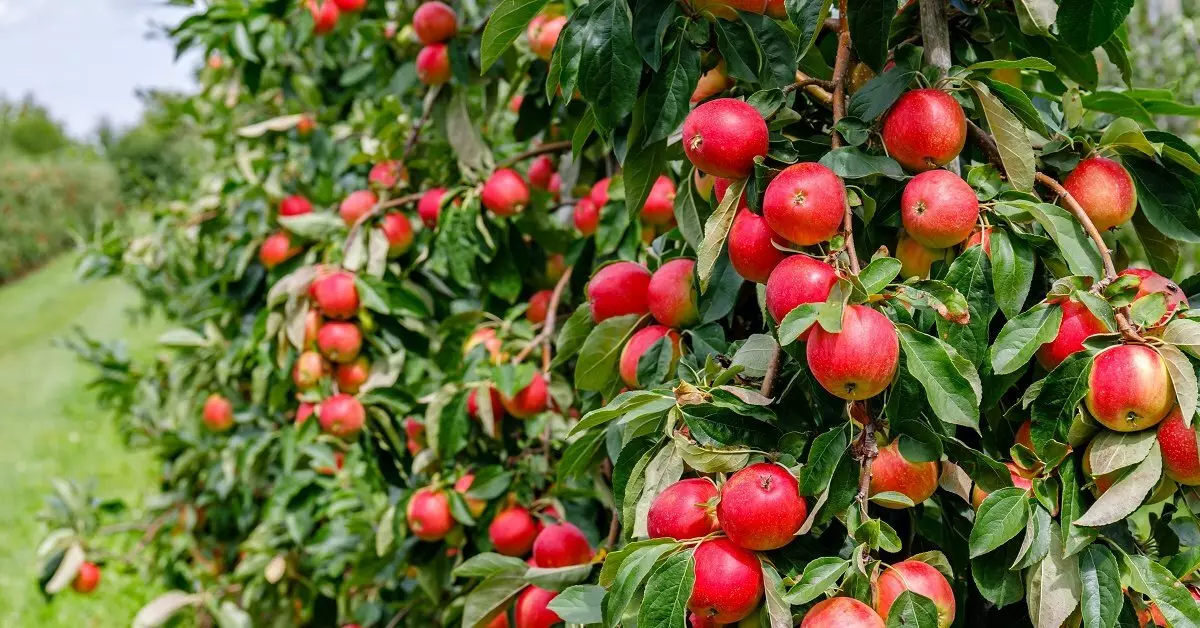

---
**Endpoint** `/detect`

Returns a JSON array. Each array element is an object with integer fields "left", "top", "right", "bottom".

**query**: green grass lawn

[{"left": 0, "top": 255, "right": 164, "bottom": 626}]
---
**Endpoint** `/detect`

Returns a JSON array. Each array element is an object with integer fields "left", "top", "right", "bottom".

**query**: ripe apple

[
  {"left": 807, "top": 305, "right": 899, "bottom": 401},
  {"left": 1062, "top": 156, "right": 1138, "bottom": 231},
  {"left": 280, "top": 194, "right": 313, "bottom": 217},
  {"left": 970, "top": 463, "right": 1033, "bottom": 510},
  {"left": 509, "top": 94, "right": 524, "bottom": 113},
  {"left": 1036, "top": 297, "right": 1108, "bottom": 370},
  {"left": 688, "top": 538, "right": 763, "bottom": 623},
  {"left": 333, "top": 0, "right": 365, "bottom": 12},
  {"left": 403, "top": 416, "right": 425, "bottom": 454},
  {"left": 380, "top": 213, "right": 414, "bottom": 256},
  {"left": 590, "top": 178, "right": 611, "bottom": 208},
  {"left": 895, "top": 232, "right": 946, "bottom": 280},
  {"left": 260, "top": 232, "right": 301, "bottom": 269},
  {"left": 900, "top": 169, "right": 980, "bottom": 248},
  {"left": 729, "top": 208, "right": 788, "bottom": 283},
  {"left": 296, "top": 402, "right": 315, "bottom": 426},
  {"left": 489, "top": 506, "right": 539, "bottom": 556},
  {"left": 527, "top": 289, "right": 553, "bottom": 324},
  {"left": 515, "top": 585, "right": 560, "bottom": 628},
  {"left": 692, "top": 60, "right": 732, "bottom": 103},
  {"left": 682, "top": 98, "right": 769, "bottom": 178},
  {"left": 527, "top": 155, "right": 555, "bottom": 190},
  {"left": 875, "top": 560, "right": 956, "bottom": 628},
  {"left": 407, "top": 486, "right": 454, "bottom": 541},
  {"left": 339, "top": 190, "right": 378, "bottom": 226},
  {"left": 482, "top": 168, "right": 530, "bottom": 216},
  {"left": 765, "top": 255, "right": 840, "bottom": 332},
  {"left": 202, "top": 393, "right": 234, "bottom": 432},
  {"left": 317, "top": 321, "right": 362, "bottom": 363},
  {"left": 619, "top": 325, "right": 682, "bottom": 389},
  {"left": 964, "top": 226, "right": 992, "bottom": 255},
  {"left": 1119, "top": 268, "right": 1188, "bottom": 326},
  {"left": 310, "top": 271, "right": 359, "bottom": 319},
  {"left": 573, "top": 198, "right": 599, "bottom": 235},
  {"left": 318, "top": 393, "right": 365, "bottom": 438},
  {"left": 454, "top": 474, "right": 487, "bottom": 518},
  {"left": 501, "top": 375, "right": 548, "bottom": 419},
  {"left": 763, "top": 162, "right": 847, "bottom": 245},
  {"left": 72, "top": 562, "right": 101, "bottom": 594},
  {"left": 297, "top": 114, "right": 317, "bottom": 136},
  {"left": 716, "top": 462, "right": 806, "bottom": 550},
  {"left": 293, "top": 350, "right": 329, "bottom": 390},
  {"left": 1086, "top": 344, "right": 1174, "bottom": 432},
  {"left": 335, "top": 357, "right": 370, "bottom": 394},
  {"left": 587, "top": 261, "right": 652, "bottom": 322},
  {"left": 869, "top": 441, "right": 939, "bottom": 508},
  {"left": 547, "top": 173, "right": 562, "bottom": 200},
  {"left": 532, "top": 522, "right": 593, "bottom": 567},
  {"left": 1158, "top": 407, "right": 1200, "bottom": 485},
  {"left": 642, "top": 176, "right": 677, "bottom": 225},
  {"left": 309, "top": 0, "right": 340, "bottom": 35},
  {"left": 528, "top": 16, "right": 566, "bottom": 60},
  {"left": 881, "top": 89, "right": 966, "bottom": 172},
  {"left": 647, "top": 478, "right": 719, "bottom": 540},
  {"left": 801, "top": 597, "right": 885, "bottom": 627},
  {"left": 464, "top": 327, "right": 503, "bottom": 363},
  {"left": 418, "top": 188, "right": 448, "bottom": 228},
  {"left": 412, "top": 1, "right": 457, "bottom": 44},
  {"left": 416, "top": 43, "right": 451, "bottom": 85},
  {"left": 468, "top": 386, "right": 506, "bottom": 425},
  {"left": 369, "top": 160, "right": 407, "bottom": 189},
  {"left": 303, "top": 309, "right": 321, "bottom": 348},
  {"left": 648, "top": 258, "right": 699, "bottom": 328}
]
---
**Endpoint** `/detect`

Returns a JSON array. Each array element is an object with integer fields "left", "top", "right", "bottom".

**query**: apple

[
  {"left": 573, "top": 198, "right": 599, "bottom": 235},
  {"left": 763, "top": 162, "right": 847, "bottom": 246},
  {"left": 334, "top": 357, "right": 370, "bottom": 394},
  {"left": 682, "top": 98, "right": 769, "bottom": 179},
  {"left": 881, "top": 89, "right": 966, "bottom": 172},
  {"left": 318, "top": 393, "right": 365, "bottom": 438},
  {"left": 72, "top": 562, "right": 101, "bottom": 594},
  {"left": 716, "top": 462, "right": 806, "bottom": 550},
  {"left": 260, "top": 232, "right": 301, "bottom": 269},
  {"left": 765, "top": 255, "right": 840, "bottom": 332},
  {"left": 413, "top": 1, "right": 457, "bottom": 44},
  {"left": 316, "top": 321, "right": 362, "bottom": 363},
  {"left": 501, "top": 375, "right": 549, "bottom": 419},
  {"left": 293, "top": 350, "right": 328, "bottom": 390},
  {"left": 807, "top": 305, "right": 899, "bottom": 401},
  {"left": 489, "top": 507, "right": 539, "bottom": 557},
  {"left": 691, "top": 60, "right": 732, "bottom": 103},
  {"left": 339, "top": 190, "right": 378, "bottom": 227},
  {"left": 454, "top": 474, "right": 487, "bottom": 518},
  {"left": 527, "top": 289, "right": 553, "bottom": 324},
  {"left": 280, "top": 194, "right": 313, "bottom": 217},
  {"left": 587, "top": 261, "right": 652, "bottom": 322},
  {"left": 869, "top": 441, "right": 939, "bottom": 508},
  {"left": 689, "top": 538, "right": 763, "bottom": 623},
  {"left": 416, "top": 43, "right": 451, "bottom": 85},
  {"left": 381, "top": 213, "right": 414, "bottom": 256},
  {"left": 875, "top": 560, "right": 955, "bottom": 628},
  {"left": 900, "top": 169, "right": 980, "bottom": 248},
  {"left": 369, "top": 161, "right": 407, "bottom": 189},
  {"left": 641, "top": 176, "right": 677, "bottom": 225},
  {"left": 619, "top": 325, "right": 683, "bottom": 389},
  {"left": 647, "top": 478, "right": 720, "bottom": 540},
  {"left": 648, "top": 258, "right": 699, "bottom": 328},
  {"left": 1036, "top": 297, "right": 1108, "bottom": 370},
  {"left": 729, "top": 208, "right": 788, "bottom": 284},
  {"left": 895, "top": 232, "right": 947, "bottom": 280},
  {"left": 202, "top": 394, "right": 234, "bottom": 432},
  {"left": 532, "top": 522, "right": 593, "bottom": 567},
  {"left": 801, "top": 597, "right": 885, "bottom": 627},
  {"left": 407, "top": 487, "right": 454, "bottom": 541},
  {"left": 309, "top": 0, "right": 340, "bottom": 35},
  {"left": 418, "top": 187, "right": 449, "bottom": 228},
  {"left": 310, "top": 271, "right": 360, "bottom": 319},
  {"left": 970, "top": 463, "right": 1033, "bottom": 510},
  {"left": 482, "top": 169, "right": 530, "bottom": 216},
  {"left": 1062, "top": 156, "right": 1138, "bottom": 232},
  {"left": 1085, "top": 344, "right": 1174, "bottom": 432},
  {"left": 515, "top": 586, "right": 560, "bottom": 628}
]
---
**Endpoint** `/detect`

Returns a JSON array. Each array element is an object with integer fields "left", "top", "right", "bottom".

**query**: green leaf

[
  {"left": 548, "top": 585, "right": 606, "bottom": 625},
  {"left": 966, "top": 57, "right": 1055, "bottom": 73},
  {"left": 819, "top": 147, "right": 906, "bottom": 180},
  {"left": 632, "top": 0, "right": 676, "bottom": 70},
  {"left": 846, "top": 0, "right": 899, "bottom": 72},
  {"left": 1018, "top": 201, "right": 1105, "bottom": 279},
  {"left": 785, "top": 556, "right": 850, "bottom": 605},
  {"left": 1130, "top": 211, "right": 1181, "bottom": 278},
  {"left": 991, "top": 303, "right": 1063, "bottom": 375},
  {"left": 1026, "top": 521, "right": 1082, "bottom": 628},
  {"left": 525, "top": 564, "right": 594, "bottom": 590},
  {"left": 969, "top": 81, "right": 1035, "bottom": 191},
  {"left": 1031, "top": 352, "right": 1093, "bottom": 453},
  {"left": 636, "top": 337, "right": 676, "bottom": 388},
  {"left": 1074, "top": 447, "right": 1161, "bottom": 527},
  {"left": 1012, "top": 506, "right": 1052, "bottom": 570},
  {"left": 579, "top": 0, "right": 641, "bottom": 133},
  {"left": 741, "top": 13, "right": 797, "bottom": 90},
  {"left": 644, "top": 35, "right": 700, "bottom": 144},
  {"left": 714, "top": 18, "right": 761, "bottom": 83},
  {"left": 461, "top": 574, "right": 526, "bottom": 628},
  {"left": 731, "top": 334, "right": 779, "bottom": 379},
  {"left": 1086, "top": 428, "right": 1156, "bottom": 476},
  {"left": 936, "top": 246, "right": 997, "bottom": 366},
  {"left": 787, "top": 0, "right": 834, "bottom": 59},
  {"left": 604, "top": 542, "right": 681, "bottom": 626},
  {"left": 636, "top": 550, "right": 695, "bottom": 628},
  {"left": 624, "top": 139, "right": 669, "bottom": 217},
  {"left": 1124, "top": 553, "right": 1200, "bottom": 628},
  {"left": 1060, "top": 456, "right": 1100, "bottom": 556},
  {"left": 1057, "top": 0, "right": 1135, "bottom": 52},
  {"left": 1014, "top": 0, "right": 1057, "bottom": 36},
  {"left": 848, "top": 68, "right": 915, "bottom": 122},
  {"left": 1125, "top": 157, "right": 1200, "bottom": 243},
  {"left": 991, "top": 229, "right": 1036, "bottom": 319},
  {"left": 1164, "top": 318, "right": 1200, "bottom": 359},
  {"left": 454, "top": 553, "right": 529, "bottom": 579},
  {"left": 777, "top": 303, "right": 821, "bottom": 346},
  {"left": 553, "top": 303, "right": 596, "bottom": 368},
  {"left": 481, "top": 0, "right": 550, "bottom": 71},
  {"left": 969, "top": 487, "right": 1030, "bottom": 558},
  {"left": 762, "top": 563, "right": 793, "bottom": 628},
  {"left": 1079, "top": 545, "right": 1122, "bottom": 628},
  {"left": 233, "top": 24, "right": 260, "bottom": 63},
  {"left": 885, "top": 591, "right": 941, "bottom": 628},
  {"left": 972, "top": 547, "right": 1025, "bottom": 608},
  {"left": 982, "top": 79, "right": 1049, "bottom": 137},
  {"left": 675, "top": 173, "right": 705, "bottom": 249},
  {"left": 896, "top": 325, "right": 981, "bottom": 429},
  {"left": 857, "top": 257, "right": 902, "bottom": 297},
  {"left": 801, "top": 425, "right": 850, "bottom": 496},
  {"left": 697, "top": 178, "right": 746, "bottom": 291},
  {"left": 574, "top": 314, "right": 642, "bottom": 392},
  {"left": 572, "top": 390, "right": 675, "bottom": 435}
]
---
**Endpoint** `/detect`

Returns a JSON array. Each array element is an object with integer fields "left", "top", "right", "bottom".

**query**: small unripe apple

[
  {"left": 501, "top": 375, "right": 549, "bottom": 419},
  {"left": 527, "top": 156, "right": 555, "bottom": 190},
  {"left": 280, "top": 194, "right": 313, "bottom": 217},
  {"left": 317, "top": 321, "right": 362, "bottom": 363},
  {"left": 403, "top": 416, "right": 425, "bottom": 454},
  {"left": 381, "top": 213, "right": 414, "bottom": 256},
  {"left": 1063, "top": 156, "right": 1138, "bottom": 232},
  {"left": 310, "top": 271, "right": 360, "bottom": 319},
  {"left": 293, "top": 350, "right": 329, "bottom": 390},
  {"left": 573, "top": 198, "right": 599, "bottom": 235},
  {"left": 881, "top": 89, "right": 966, "bottom": 172},
  {"left": 532, "top": 522, "right": 594, "bottom": 567},
  {"left": 1119, "top": 268, "right": 1188, "bottom": 326},
  {"left": 335, "top": 357, "right": 370, "bottom": 394},
  {"left": 260, "top": 232, "right": 301, "bottom": 269},
  {"left": 309, "top": 0, "right": 340, "bottom": 35},
  {"left": 763, "top": 162, "right": 847, "bottom": 245},
  {"left": 72, "top": 562, "right": 101, "bottom": 594},
  {"left": 1086, "top": 344, "right": 1174, "bottom": 432},
  {"left": 642, "top": 176, "right": 677, "bottom": 225},
  {"left": 590, "top": 178, "right": 612, "bottom": 208},
  {"left": 489, "top": 506, "right": 539, "bottom": 556},
  {"left": 454, "top": 474, "right": 487, "bottom": 518},
  {"left": 339, "top": 190, "right": 378, "bottom": 227},
  {"left": 318, "top": 393, "right": 365, "bottom": 438},
  {"left": 970, "top": 463, "right": 1033, "bottom": 510},
  {"left": 895, "top": 232, "right": 947, "bottom": 280},
  {"left": 807, "top": 305, "right": 899, "bottom": 401},
  {"left": 647, "top": 478, "right": 719, "bottom": 540},
  {"left": 413, "top": 1, "right": 457, "bottom": 44},
  {"left": 202, "top": 394, "right": 234, "bottom": 432},
  {"left": 765, "top": 255, "right": 839, "bottom": 332},
  {"left": 369, "top": 160, "right": 407, "bottom": 189},
  {"left": 515, "top": 585, "right": 560, "bottom": 628},
  {"left": 527, "top": 289, "right": 553, "bottom": 324},
  {"left": 587, "top": 261, "right": 652, "bottom": 322},
  {"left": 648, "top": 258, "right": 699, "bottom": 328},
  {"left": 875, "top": 560, "right": 956, "bottom": 628},
  {"left": 683, "top": 98, "right": 769, "bottom": 179},
  {"left": 901, "top": 169, "right": 979, "bottom": 248},
  {"left": 717, "top": 462, "right": 806, "bottom": 550},
  {"left": 689, "top": 538, "right": 763, "bottom": 624},
  {"left": 801, "top": 596, "right": 884, "bottom": 627},
  {"left": 482, "top": 168, "right": 530, "bottom": 216},
  {"left": 407, "top": 486, "right": 454, "bottom": 541},
  {"left": 619, "top": 325, "right": 682, "bottom": 389},
  {"left": 729, "top": 208, "right": 787, "bottom": 283},
  {"left": 691, "top": 60, "right": 732, "bottom": 103},
  {"left": 869, "top": 441, "right": 939, "bottom": 508},
  {"left": 416, "top": 43, "right": 451, "bottom": 85},
  {"left": 1036, "top": 298, "right": 1107, "bottom": 370},
  {"left": 418, "top": 187, "right": 448, "bottom": 228}
]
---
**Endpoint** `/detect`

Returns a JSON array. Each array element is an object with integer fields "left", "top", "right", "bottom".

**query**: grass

[{"left": 0, "top": 255, "right": 164, "bottom": 626}]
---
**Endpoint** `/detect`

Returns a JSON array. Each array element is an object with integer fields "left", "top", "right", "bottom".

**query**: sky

[{"left": 0, "top": 0, "right": 199, "bottom": 137}]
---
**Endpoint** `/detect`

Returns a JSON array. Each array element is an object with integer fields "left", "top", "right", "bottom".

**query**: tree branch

[
  {"left": 402, "top": 86, "right": 440, "bottom": 163},
  {"left": 342, "top": 192, "right": 424, "bottom": 259},
  {"left": 852, "top": 404, "right": 877, "bottom": 523},
  {"left": 919, "top": 0, "right": 959, "bottom": 174},
  {"left": 783, "top": 76, "right": 837, "bottom": 94},
  {"left": 496, "top": 141, "right": 572, "bottom": 170},
  {"left": 513, "top": 266, "right": 574, "bottom": 366},
  {"left": 830, "top": 0, "right": 854, "bottom": 150},
  {"left": 760, "top": 345, "right": 781, "bottom": 398}
]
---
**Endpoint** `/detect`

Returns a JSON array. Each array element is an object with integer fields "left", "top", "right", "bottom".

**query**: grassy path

[{"left": 0, "top": 256, "right": 163, "bottom": 626}]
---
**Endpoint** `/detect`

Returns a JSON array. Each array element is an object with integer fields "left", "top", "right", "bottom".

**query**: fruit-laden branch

[
  {"left": 513, "top": 265, "right": 575, "bottom": 368},
  {"left": 851, "top": 403, "right": 877, "bottom": 523},
  {"left": 496, "top": 140, "right": 573, "bottom": 170},
  {"left": 341, "top": 192, "right": 424, "bottom": 259},
  {"left": 965, "top": 121, "right": 1144, "bottom": 341}
]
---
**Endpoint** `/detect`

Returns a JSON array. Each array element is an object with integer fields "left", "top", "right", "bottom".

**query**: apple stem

[
  {"left": 513, "top": 265, "right": 575, "bottom": 367},
  {"left": 496, "top": 140, "right": 573, "bottom": 170}
]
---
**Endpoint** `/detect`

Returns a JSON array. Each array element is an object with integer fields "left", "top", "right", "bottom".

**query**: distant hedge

[{"left": 0, "top": 155, "right": 119, "bottom": 283}]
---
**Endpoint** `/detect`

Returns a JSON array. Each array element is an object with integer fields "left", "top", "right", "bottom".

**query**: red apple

[
  {"left": 532, "top": 522, "right": 593, "bottom": 568},
  {"left": 407, "top": 487, "right": 454, "bottom": 541},
  {"left": 418, "top": 187, "right": 448, "bottom": 228},
  {"left": 1119, "top": 268, "right": 1188, "bottom": 326},
  {"left": 763, "top": 162, "right": 847, "bottom": 245},
  {"left": 964, "top": 226, "right": 992, "bottom": 255},
  {"left": 490, "top": 507, "right": 539, "bottom": 557},
  {"left": 1063, "top": 156, "right": 1138, "bottom": 231},
  {"left": 339, "top": 190, "right": 378, "bottom": 227},
  {"left": 901, "top": 169, "right": 980, "bottom": 248},
  {"left": 647, "top": 478, "right": 720, "bottom": 540},
  {"left": 482, "top": 168, "right": 530, "bottom": 216},
  {"left": 587, "top": 261, "right": 652, "bottom": 322},
  {"left": 875, "top": 560, "right": 955, "bottom": 628},
  {"left": 1086, "top": 344, "right": 1174, "bottom": 432},
  {"left": 297, "top": 114, "right": 316, "bottom": 136},
  {"left": 335, "top": 357, "right": 370, "bottom": 394},
  {"left": 528, "top": 16, "right": 566, "bottom": 60},
  {"left": 869, "top": 441, "right": 939, "bottom": 508},
  {"left": 692, "top": 60, "right": 732, "bottom": 103},
  {"left": 280, "top": 194, "right": 313, "bottom": 217},
  {"left": 454, "top": 474, "right": 487, "bottom": 518},
  {"left": 619, "top": 325, "right": 682, "bottom": 389},
  {"left": 413, "top": 1, "right": 457, "bottom": 44},
  {"left": 642, "top": 176, "right": 677, "bottom": 225},
  {"left": 1157, "top": 407, "right": 1200, "bottom": 485},
  {"left": 683, "top": 98, "right": 768, "bottom": 178},
  {"left": 527, "top": 156, "right": 555, "bottom": 190},
  {"left": 547, "top": 173, "right": 562, "bottom": 200},
  {"left": 648, "top": 258, "right": 699, "bottom": 328},
  {"left": 590, "top": 178, "right": 611, "bottom": 208},
  {"left": 317, "top": 321, "right": 362, "bottom": 363},
  {"left": 403, "top": 416, "right": 425, "bottom": 454},
  {"left": 72, "top": 562, "right": 101, "bottom": 594},
  {"left": 202, "top": 394, "right": 234, "bottom": 432},
  {"left": 468, "top": 386, "right": 506, "bottom": 424},
  {"left": 369, "top": 161, "right": 407, "bottom": 189},
  {"left": 501, "top": 375, "right": 549, "bottom": 419},
  {"left": 729, "top": 208, "right": 788, "bottom": 283},
  {"left": 573, "top": 198, "right": 599, "bottom": 235},
  {"left": 527, "top": 289, "right": 553, "bottom": 324},
  {"left": 765, "top": 255, "right": 840, "bottom": 331},
  {"left": 807, "top": 305, "right": 899, "bottom": 401},
  {"left": 333, "top": 0, "right": 365, "bottom": 12},
  {"left": 310, "top": 271, "right": 359, "bottom": 319},
  {"left": 801, "top": 597, "right": 885, "bottom": 628},
  {"left": 293, "top": 350, "right": 328, "bottom": 390},
  {"left": 416, "top": 43, "right": 451, "bottom": 85},
  {"left": 689, "top": 538, "right": 763, "bottom": 624},
  {"left": 309, "top": 0, "right": 340, "bottom": 35},
  {"left": 881, "top": 89, "right": 966, "bottom": 172},
  {"left": 296, "top": 402, "right": 315, "bottom": 426},
  {"left": 515, "top": 586, "right": 560, "bottom": 628},
  {"left": 260, "top": 232, "right": 301, "bottom": 269},
  {"left": 381, "top": 213, "right": 414, "bottom": 256},
  {"left": 717, "top": 462, "right": 806, "bottom": 550},
  {"left": 1036, "top": 297, "right": 1108, "bottom": 370},
  {"left": 318, "top": 393, "right": 365, "bottom": 438},
  {"left": 464, "top": 327, "right": 503, "bottom": 362}
]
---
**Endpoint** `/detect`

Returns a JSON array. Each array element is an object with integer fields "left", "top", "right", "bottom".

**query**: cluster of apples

[
  {"left": 572, "top": 174, "right": 676, "bottom": 244},
  {"left": 306, "top": 0, "right": 367, "bottom": 36},
  {"left": 413, "top": 1, "right": 457, "bottom": 85}
]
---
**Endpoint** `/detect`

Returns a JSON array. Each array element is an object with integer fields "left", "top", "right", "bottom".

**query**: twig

[
  {"left": 604, "top": 506, "right": 621, "bottom": 549},
  {"left": 341, "top": 192, "right": 424, "bottom": 259},
  {"left": 918, "top": 0, "right": 959, "bottom": 174},
  {"left": 793, "top": 71, "right": 834, "bottom": 107},
  {"left": 402, "top": 86, "right": 440, "bottom": 163},
  {"left": 852, "top": 405, "right": 878, "bottom": 523},
  {"left": 760, "top": 346, "right": 781, "bottom": 398},
  {"left": 513, "top": 266, "right": 575, "bottom": 365},
  {"left": 384, "top": 608, "right": 410, "bottom": 628},
  {"left": 496, "top": 141, "right": 572, "bottom": 170},
  {"left": 830, "top": 0, "right": 854, "bottom": 150},
  {"left": 783, "top": 77, "right": 836, "bottom": 94}
]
